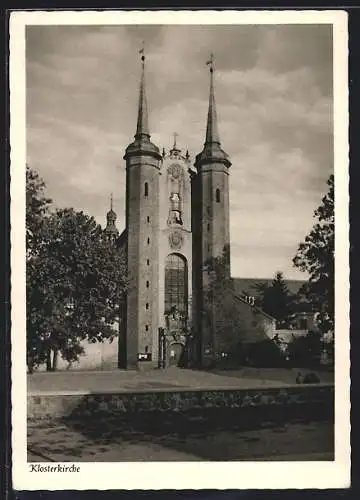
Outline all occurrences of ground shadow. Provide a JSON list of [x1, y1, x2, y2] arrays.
[[28, 401, 334, 461]]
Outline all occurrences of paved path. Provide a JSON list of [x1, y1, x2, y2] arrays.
[[28, 367, 334, 395]]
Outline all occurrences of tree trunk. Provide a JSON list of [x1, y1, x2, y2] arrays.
[[46, 348, 52, 371], [52, 349, 59, 372]]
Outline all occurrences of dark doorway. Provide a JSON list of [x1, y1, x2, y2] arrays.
[[168, 343, 184, 367]]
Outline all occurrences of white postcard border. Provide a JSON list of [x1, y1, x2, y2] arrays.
[[10, 9, 350, 490]]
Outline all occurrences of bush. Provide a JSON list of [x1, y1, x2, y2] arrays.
[[246, 339, 287, 368], [287, 330, 322, 368], [303, 372, 320, 384]]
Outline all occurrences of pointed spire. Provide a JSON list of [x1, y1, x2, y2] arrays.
[[195, 54, 231, 169], [124, 43, 161, 161], [110, 192, 113, 211], [135, 41, 150, 140], [205, 53, 220, 145]]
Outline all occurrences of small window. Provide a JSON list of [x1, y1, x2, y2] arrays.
[[208, 244, 210, 252], [147, 216, 150, 223], [144, 182, 149, 197], [146, 280, 149, 288], [147, 237, 150, 244], [145, 325, 149, 332], [147, 259, 150, 266], [146, 303, 149, 310], [207, 223, 210, 232], [216, 188, 221, 203], [145, 345, 149, 353]]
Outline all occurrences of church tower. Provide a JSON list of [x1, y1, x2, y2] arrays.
[[192, 54, 232, 365], [123, 49, 162, 369], [104, 193, 119, 243]]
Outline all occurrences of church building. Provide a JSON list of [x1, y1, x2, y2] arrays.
[[48, 51, 288, 373], [112, 51, 275, 370]]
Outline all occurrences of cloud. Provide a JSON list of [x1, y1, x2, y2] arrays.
[[25, 23, 333, 279]]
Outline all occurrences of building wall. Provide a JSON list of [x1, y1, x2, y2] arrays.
[[36, 338, 120, 372], [158, 149, 193, 343], [191, 160, 231, 364], [125, 153, 160, 368]]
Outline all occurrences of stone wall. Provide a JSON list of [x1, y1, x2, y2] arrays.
[[35, 338, 119, 372], [28, 383, 333, 420]]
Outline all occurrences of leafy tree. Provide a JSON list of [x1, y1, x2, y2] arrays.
[[252, 271, 295, 328], [293, 174, 334, 334], [26, 165, 52, 259], [30, 208, 127, 371], [26, 170, 127, 371], [26, 166, 53, 372]]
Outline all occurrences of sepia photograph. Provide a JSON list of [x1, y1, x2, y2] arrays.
[[10, 9, 349, 490]]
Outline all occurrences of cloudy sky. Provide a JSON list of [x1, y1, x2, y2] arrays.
[[26, 23, 333, 280]]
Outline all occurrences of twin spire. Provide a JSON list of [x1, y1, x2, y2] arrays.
[[205, 53, 221, 146], [135, 43, 150, 140], [131, 46, 229, 167]]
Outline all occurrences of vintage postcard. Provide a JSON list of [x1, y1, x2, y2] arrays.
[[10, 9, 350, 490]]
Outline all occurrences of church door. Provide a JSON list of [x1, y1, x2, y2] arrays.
[[168, 343, 184, 367]]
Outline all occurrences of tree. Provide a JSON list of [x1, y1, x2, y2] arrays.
[[252, 271, 295, 328], [201, 245, 247, 366], [293, 174, 334, 334], [27, 208, 127, 371], [26, 165, 52, 259], [26, 166, 53, 372], [26, 169, 127, 371]]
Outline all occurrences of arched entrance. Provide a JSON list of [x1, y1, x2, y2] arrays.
[[163, 253, 188, 367], [168, 342, 184, 367]]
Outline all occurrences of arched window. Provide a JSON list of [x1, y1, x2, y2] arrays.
[[216, 188, 221, 203], [144, 182, 149, 197], [164, 253, 188, 315]]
